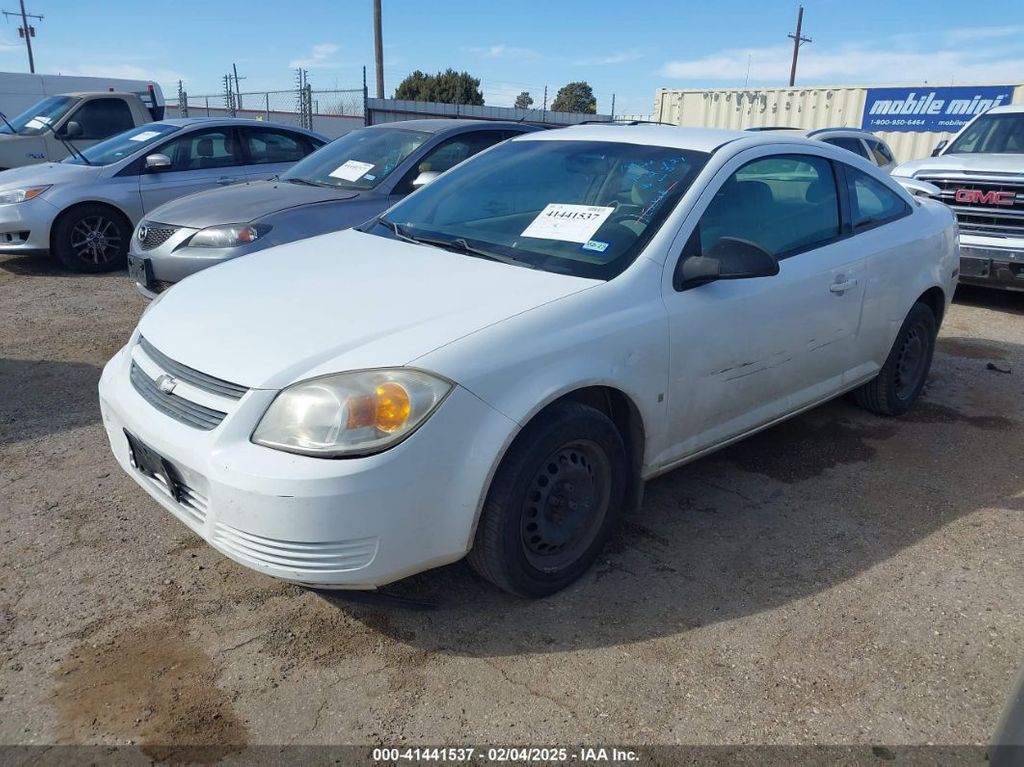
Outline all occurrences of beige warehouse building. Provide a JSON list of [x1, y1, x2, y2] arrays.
[[653, 83, 1024, 163]]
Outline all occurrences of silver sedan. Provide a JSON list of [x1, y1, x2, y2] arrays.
[[0, 118, 326, 272]]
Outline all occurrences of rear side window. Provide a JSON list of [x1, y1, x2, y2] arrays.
[[846, 167, 909, 230], [699, 154, 840, 259], [865, 139, 895, 166], [244, 128, 316, 164], [823, 136, 870, 160], [69, 98, 134, 140]]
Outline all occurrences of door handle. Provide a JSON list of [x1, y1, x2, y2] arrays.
[[830, 279, 857, 294], [216, 176, 235, 185]]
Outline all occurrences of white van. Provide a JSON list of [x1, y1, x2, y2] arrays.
[[0, 71, 165, 118]]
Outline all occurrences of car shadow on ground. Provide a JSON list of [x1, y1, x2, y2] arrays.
[[954, 284, 1024, 316], [0, 254, 124, 278], [0, 358, 103, 444], [321, 355, 1022, 656]]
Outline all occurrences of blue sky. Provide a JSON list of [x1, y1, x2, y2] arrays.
[[4, 0, 1023, 115]]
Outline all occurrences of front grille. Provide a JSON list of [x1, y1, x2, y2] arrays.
[[138, 337, 248, 400], [919, 176, 1024, 237], [130, 361, 227, 430], [211, 523, 378, 574], [138, 222, 178, 251]]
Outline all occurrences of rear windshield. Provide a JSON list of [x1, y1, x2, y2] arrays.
[[947, 113, 1024, 154]]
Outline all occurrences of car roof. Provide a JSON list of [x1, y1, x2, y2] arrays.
[[365, 118, 533, 133], [144, 117, 324, 137], [988, 104, 1024, 115], [516, 124, 752, 152]]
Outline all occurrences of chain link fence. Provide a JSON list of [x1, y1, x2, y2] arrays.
[[177, 83, 366, 138]]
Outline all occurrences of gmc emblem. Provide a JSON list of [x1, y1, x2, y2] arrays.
[[954, 189, 1016, 206]]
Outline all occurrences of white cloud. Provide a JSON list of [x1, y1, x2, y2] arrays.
[[289, 43, 341, 69], [658, 29, 1024, 86], [575, 51, 642, 66], [467, 44, 541, 59]]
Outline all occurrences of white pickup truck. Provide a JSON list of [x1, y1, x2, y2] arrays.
[[893, 104, 1024, 292], [0, 89, 165, 170]]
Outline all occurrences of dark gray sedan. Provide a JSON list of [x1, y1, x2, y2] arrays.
[[129, 119, 539, 296]]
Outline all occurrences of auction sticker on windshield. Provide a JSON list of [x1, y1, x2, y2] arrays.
[[521, 204, 615, 243], [330, 160, 375, 182], [130, 130, 162, 142]]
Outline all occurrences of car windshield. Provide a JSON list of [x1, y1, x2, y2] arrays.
[[281, 126, 431, 190], [947, 113, 1024, 154], [63, 123, 181, 166], [373, 139, 709, 280], [0, 95, 76, 136]]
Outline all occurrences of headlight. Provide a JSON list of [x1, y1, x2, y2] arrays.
[[0, 185, 50, 204], [252, 369, 452, 457], [188, 223, 269, 248]]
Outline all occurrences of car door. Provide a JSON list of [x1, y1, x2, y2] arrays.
[[138, 126, 247, 213], [239, 126, 323, 180], [387, 129, 517, 206], [660, 150, 867, 462]]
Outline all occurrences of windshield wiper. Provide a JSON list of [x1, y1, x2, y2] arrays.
[[286, 177, 334, 188], [0, 111, 15, 134], [401, 232, 537, 270], [59, 135, 91, 165]]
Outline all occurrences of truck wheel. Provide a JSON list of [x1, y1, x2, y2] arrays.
[[52, 204, 130, 273], [853, 301, 937, 416], [468, 401, 627, 598]]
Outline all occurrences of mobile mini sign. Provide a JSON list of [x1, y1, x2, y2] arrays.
[[861, 85, 1016, 133]]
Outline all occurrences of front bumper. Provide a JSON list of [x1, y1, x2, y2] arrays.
[[98, 343, 518, 588], [0, 196, 58, 254], [958, 235, 1024, 292]]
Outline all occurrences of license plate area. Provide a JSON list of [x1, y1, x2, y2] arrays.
[[124, 429, 181, 502], [959, 256, 991, 279], [127, 254, 152, 288]]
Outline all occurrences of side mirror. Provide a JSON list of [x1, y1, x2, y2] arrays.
[[931, 139, 948, 157], [61, 120, 82, 139], [895, 178, 940, 199], [145, 153, 171, 170], [674, 237, 779, 290], [411, 170, 440, 190]]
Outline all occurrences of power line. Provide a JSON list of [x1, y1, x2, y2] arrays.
[[2, 0, 42, 74], [787, 4, 812, 87]]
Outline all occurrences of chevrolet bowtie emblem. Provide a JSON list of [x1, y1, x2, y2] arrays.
[[156, 374, 178, 394]]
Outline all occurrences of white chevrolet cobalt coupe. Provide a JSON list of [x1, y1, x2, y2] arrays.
[[99, 125, 958, 598]]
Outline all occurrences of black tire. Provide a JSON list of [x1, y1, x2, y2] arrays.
[[52, 203, 130, 273], [853, 301, 937, 416], [468, 401, 627, 598]]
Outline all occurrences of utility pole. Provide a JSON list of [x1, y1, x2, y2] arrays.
[[373, 0, 384, 99], [2, 0, 42, 73], [232, 63, 246, 109], [787, 5, 811, 87]]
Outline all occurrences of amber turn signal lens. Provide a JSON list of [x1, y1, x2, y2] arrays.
[[374, 382, 411, 432]]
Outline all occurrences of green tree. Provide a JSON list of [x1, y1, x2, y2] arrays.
[[393, 69, 484, 105], [551, 81, 596, 114], [514, 91, 534, 109]]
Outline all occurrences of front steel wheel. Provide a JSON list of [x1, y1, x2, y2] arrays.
[[469, 401, 627, 598]]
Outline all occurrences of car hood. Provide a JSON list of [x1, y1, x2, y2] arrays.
[[146, 179, 361, 227], [896, 153, 1024, 178], [138, 228, 598, 390], [0, 161, 102, 188]]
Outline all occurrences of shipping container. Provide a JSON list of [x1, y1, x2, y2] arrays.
[[653, 83, 1024, 163]]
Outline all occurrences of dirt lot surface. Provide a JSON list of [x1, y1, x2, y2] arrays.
[[1, 253, 1022, 754]]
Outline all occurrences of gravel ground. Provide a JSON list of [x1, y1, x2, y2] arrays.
[[1, 253, 1022, 756]]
